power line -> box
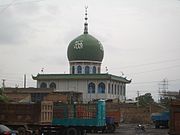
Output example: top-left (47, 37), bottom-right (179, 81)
top-left (131, 78), bottom-right (180, 85)
top-left (0, 0), bottom-right (47, 15)
top-left (0, 0), bottom-right (16, 14)
top-left (111, 58), bottom-right (180, 70)
top-left (0, 0), bottom-right (45, 7)
top-left (4, 79), bottom-right (35, 84)
top-left (130, 64), bottom-right (180, 76)
top-left (0, 77), bottom-right (36, 84)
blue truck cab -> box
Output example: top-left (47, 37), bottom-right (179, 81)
top-left (151, 111), bottom-right (169, 128)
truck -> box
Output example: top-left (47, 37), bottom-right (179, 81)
top-left (89, 100), bottom-right (121, 132)
top-left (169, 99), bottom-right (180, 135)
top-left (0, 100), bottom-right (116, 135)
top-left (151, 111), bottom-right (169, 128)
top-left (0, 101), bottom-right (53, 135)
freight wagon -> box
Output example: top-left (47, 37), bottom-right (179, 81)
top-left (169, 99), bottom-right (180, 135)
top-left (0, 101), bottom-right (53, 134)
top-left (0, 100), bottom-right (113, 135)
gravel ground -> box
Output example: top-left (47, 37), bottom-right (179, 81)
top-left (87, 124), bottom-right (169, 135)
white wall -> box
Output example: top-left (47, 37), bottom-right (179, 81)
top-left (37, 79), bottom-right (126, 102)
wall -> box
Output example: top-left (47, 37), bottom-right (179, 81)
top-left (37, 79), bottom-right (127, 103)
top-left (5, 93), bottom-right (31, 102)
top-left (119, 104), bottom-right (151, 124)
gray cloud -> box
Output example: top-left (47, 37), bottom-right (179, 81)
top-left (0, 12), bottom-right (25, 44)
top-left (0, 1), bottom-right (41, 45)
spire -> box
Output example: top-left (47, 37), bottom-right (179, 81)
top-left (84, 6), bottom-right (88, 34)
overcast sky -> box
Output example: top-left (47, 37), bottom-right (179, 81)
top-left (0, 0), bottom-right (180, 100)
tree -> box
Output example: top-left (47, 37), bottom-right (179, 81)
top-left (136, 93), bottom-right (154, 107)
top-left (0, 88), bottom-right (2, 95)
top-left (0, 88), bottom-right (8, 103)
top-left (159, 97), bottom-right (170, 109)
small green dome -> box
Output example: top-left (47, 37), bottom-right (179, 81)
top-left (67, 34), bottom-right (104, 62)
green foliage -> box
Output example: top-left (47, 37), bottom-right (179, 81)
top-left (160, 97), bottom-right (171, 109)
top-left (0, 88), bottom-right (2, 95)
top-left (136, 93), bottom-right (154, 107)
top-left (0, 95), bottom-right (8, 103)
top-left (0, 88), bottom-right (8, 103)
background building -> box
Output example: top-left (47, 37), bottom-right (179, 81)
top-left (32, 8), bottom-right (131, 103)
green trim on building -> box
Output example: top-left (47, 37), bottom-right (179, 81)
top-left (32, 73), bottom-right (131, 83)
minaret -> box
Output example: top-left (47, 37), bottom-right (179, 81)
top-left (84, 6), bottom-right (88, 34)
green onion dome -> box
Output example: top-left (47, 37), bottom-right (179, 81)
top-left (67, 33), bottom-right (104, 62)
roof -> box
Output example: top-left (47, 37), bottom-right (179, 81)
top-left (54, 90), bottom-right (82, 94)
top-left (32, 73), bottom-right (131, 83)
top-left (67, 34), bottom-right (104, 62)
top-left (4, 87), bottom-right (54, 93)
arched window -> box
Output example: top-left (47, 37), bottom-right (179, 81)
top-left (72, 66), bottom-right (75, 74)
top-left (98, 82), bottom-right (105, 93)
top-left (88, 82), bottom-right (95, 93)
top-left (49, 82), bottom-right (56, 89)
top-left (40, 82), bottom-right (47, 88)
top-left (93, 66), bottom-right (96, 74)
top-left (85, 66), bottom-right (90, 74)
top-left (77, 65), bottom-right (82, 74)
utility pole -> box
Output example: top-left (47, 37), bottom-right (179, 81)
top-left (2, 79), bottom-right (5, 94)
top-left (2, 79), bottom-right (5, 88)
top-left (137, 90), bottom-right (140, 107)
top-left (24, 74), bottom-right (26, 88)
top-left (105, 66), bottom-right (108, 74)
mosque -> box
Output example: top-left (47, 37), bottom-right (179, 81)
top-left (32, 8), bottom-right (131, 103)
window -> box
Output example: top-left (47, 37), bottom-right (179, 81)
top-left (120, 85), bottom-right (123, 95)
top-left (98, 67), bottom-right (100, 73)
top-left (118, 85), bottom-right (120, 95)
top-left (108, 83), bottom-right (110, 94)
top-left (85, 66), bottom-right (90, 74)
top-left (115, 84), bottom-right (116, 95)
top-left (123, 85), bottom-right (126, 96)
top-left (98, 82), bottom-right (105, 93)
top-left (40, 82), bottom-right (47, 88)
top-left (88, 82), bottom-right (95, 93)
top-left (72, 66), bottom-right (75, 74)
top-left (77, 65), bottom-right (82, 74)
top-left (49, 82), bottom-right (56, 89)
top-left (111, 84), bottom-right (113, 94)
top-left (93, 66), bottom-right (96, 74)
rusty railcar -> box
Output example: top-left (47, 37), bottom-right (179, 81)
top-left (0, 101), bottom-right (53, 134)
